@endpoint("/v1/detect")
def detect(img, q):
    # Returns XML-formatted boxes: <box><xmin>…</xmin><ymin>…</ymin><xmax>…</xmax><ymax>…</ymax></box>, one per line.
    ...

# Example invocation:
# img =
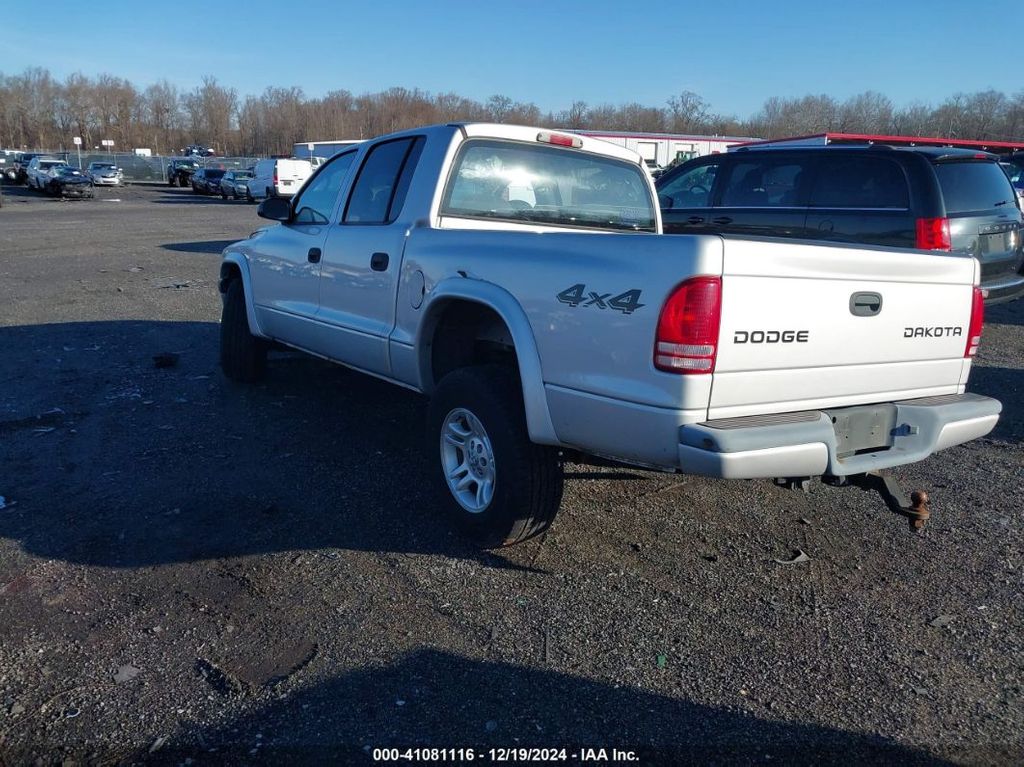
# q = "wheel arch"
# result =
<box><xmin>417</xmin><ymin>278</ymin><xmax>558</xmax><ymax>445</ymax></box>
<box><xmin>218</xmin><ymin>253</ymin><xmax>265</xmax><ymax>338</ymax></box>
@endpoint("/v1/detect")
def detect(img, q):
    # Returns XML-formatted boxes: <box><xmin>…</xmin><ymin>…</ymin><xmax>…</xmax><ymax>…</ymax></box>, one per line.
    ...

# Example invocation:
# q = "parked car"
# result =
<box><xmin>183</xmin><ymin>144</ymin><xmax>215</xmax><ymax>157</ymax></box>
<box><xmin>249</xmin><ymin>158</ymin><xmax>313</xmax><ymax>199</ymax></box>
<box><xmin>43</xmin><ymin>166</ymin><xmax>94</xmax><ymax>199</ymax></box>
<box><xmin>0</xmin><ymin>150</ymin><xmax>22</xmax><ymax>182</ymax></box>
<box><xmin>1000</xmin><ymin>156</ymin><xmax>1024</xmax><ymax>206</ymax></box>
<box><xmin>191</xmin><ymin>168</ymin><xmax>226</xmax><ymax>194</ymax></box>
<box><xmin>219</xmin><ymin>169</ymin><xmax>253</xmax><ymax>200</ymax></box>
<box><xmin>86</xmin><ymin>161</ymin><xmax>123</xmax><ymax>186</ymax></box>
<box><xmin>26</xmin><ymin>156</ymin><xmax>70</xmax><ymax>190</ymax></box>
<box><xmin>11</xmin><ymin>152</ymin><xmax>44</xmax><ymax>184</ymax></box>
<box><xmin>218</xmin><ymin>122</ymin><xmax>1000</xmax><ymax>548</ymax></box>
<box><xmin>167</xmin><ymin>158</ymin><xmax>198</xmax><ymax>187</ymax></box>
<box><xmin>656</xmin><ymin>145</ymin><xmax>1024</xmax><ymax>304</ymax></box>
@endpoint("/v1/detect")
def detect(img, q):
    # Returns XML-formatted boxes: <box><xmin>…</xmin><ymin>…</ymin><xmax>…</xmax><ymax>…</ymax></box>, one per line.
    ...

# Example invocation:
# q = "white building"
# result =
<box><xmin>567</xmin><ymin>130</ymin><xmax>760</xmax><ymax>170</ymax></box>
<box><xmin>292</xmin><ymin>140</ymin><xmax>362</xmax><ymax>161</ymax></box>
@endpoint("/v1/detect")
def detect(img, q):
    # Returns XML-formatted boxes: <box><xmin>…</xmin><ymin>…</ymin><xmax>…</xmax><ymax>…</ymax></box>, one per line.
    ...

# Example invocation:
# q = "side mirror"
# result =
<box><xmin>658</xmin><ymin>194</ymin><xmax>673</xmax><ymax>209</ymax></box>
<box><xmin>257</xmin><ymin>196</ymin><xmax>291</xmax><ymax>222</ymax></box>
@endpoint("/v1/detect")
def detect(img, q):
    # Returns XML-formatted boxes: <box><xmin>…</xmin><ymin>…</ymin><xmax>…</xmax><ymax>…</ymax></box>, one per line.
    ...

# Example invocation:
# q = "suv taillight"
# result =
<box><xmin>965</xmin><ymin>286</ymin><xmax>984</xmax><ymax>358</ymax></box>
<box><xmin>654</xmin><ymin>276</ymin><xmax>722</xmax><ymax>374</ymax></box>
<box><xmin>915</xmin><ymin>217</ymin><xmax>951</xmax><ymax>250</ymax></box>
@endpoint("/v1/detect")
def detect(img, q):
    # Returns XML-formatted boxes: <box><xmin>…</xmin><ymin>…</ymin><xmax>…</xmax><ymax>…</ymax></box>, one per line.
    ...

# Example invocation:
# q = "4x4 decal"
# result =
<box><xmin>556</xmin><ymin>284</ymin><xmax>645</xmax><ymax>314</ymax></box>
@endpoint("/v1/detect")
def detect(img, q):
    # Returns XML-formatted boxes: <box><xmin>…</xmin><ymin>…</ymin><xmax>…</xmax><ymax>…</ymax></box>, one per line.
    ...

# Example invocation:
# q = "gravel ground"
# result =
<box><xmin>0</xmin><ymin>183</ymin><xmax>1021</xmax><ymax>766</ymax></box>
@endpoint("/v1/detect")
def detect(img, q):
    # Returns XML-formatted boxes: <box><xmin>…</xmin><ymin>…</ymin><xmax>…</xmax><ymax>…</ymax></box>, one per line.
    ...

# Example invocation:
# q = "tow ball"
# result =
<box><xmin>844</xmin><ymin>472</ymin><xmax>931</xmax><ymax>531</ymax></box>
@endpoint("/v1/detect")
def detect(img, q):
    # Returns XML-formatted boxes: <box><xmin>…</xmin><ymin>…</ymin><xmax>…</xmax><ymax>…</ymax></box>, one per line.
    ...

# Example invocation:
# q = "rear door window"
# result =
<box><xmin>344</xmin><ymin>137</ymin><xmax>424</xmax><ymax>224</ymax></box>
<box><xmin>809</xmin><ymin>156</ymin><xmax>909</xmax><ymax>209</ymax></box>
<box><xmin>442</xmin><ymin>139</ymin><xmax>655</xmax><ymax>231</ymax></box>
<box><xmin>934</xmin><ymin>161</ymin><xmax>1017</xmax><ymax>214</ymax></box>
<box><xmin>720</xmin><ymin>160</ymin><xmax>806</xmax><ymax>207</ymax></box>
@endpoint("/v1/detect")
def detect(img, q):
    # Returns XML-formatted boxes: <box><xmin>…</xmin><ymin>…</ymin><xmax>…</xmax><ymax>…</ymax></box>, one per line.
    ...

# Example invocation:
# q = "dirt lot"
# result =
<box><xmin>0</xmin><ymin>183</ymin><xmax>1021</xmax><ymax>765</ymax></box>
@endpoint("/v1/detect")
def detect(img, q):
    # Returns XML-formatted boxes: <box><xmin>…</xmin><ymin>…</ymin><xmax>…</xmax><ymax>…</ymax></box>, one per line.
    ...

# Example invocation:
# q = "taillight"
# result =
<box><xmin>654</xmin><ymin>276</ymin><xmax>722</xmax><ymax>374</ymax></box>
<box><xmin>965</xmin><ymin>286</ymin><xmax>984</xmax><ymax>358</ymax></box>
<box><xmin>915</xmin><ymin>217</ymin><xmax>951</xmax><ymax>250</ymax></box>
<box><xmin>536</xmin><ymin>131</ymin><xmax>583</xmax><ymax>149</ymax></box>
<box><xmin>273</xmin><ymin>169</ymin><xmax>278</xmax><ymax>185</ymax></box>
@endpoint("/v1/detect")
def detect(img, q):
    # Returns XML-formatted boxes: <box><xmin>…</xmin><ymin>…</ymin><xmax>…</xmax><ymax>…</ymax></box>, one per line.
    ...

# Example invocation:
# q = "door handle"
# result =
<box><xmin>686</xmin><ymin>216</ymin><xmax>705</xmax><ymax>224</ymax></box>
<box><xmin>370</xmin><ymin>252</ymin><xmax>389</xmax><ymax>271</ymax></box>
<box><xmin>307</xmin><ymin>247</ymin><xmax>321</xmax><ymax>264</ymax></box>
<box><xmin>711</xmin><ymin>216</ymin><xmax>732</xmax><ymax>225</ymax></box>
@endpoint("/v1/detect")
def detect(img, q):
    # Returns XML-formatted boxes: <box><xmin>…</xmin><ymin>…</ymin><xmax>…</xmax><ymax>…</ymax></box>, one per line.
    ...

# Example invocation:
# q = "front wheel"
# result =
<box><xmin>220</xmin><ymin>279</ymin><xmax>268</xmax><ymax>383</ymax></box>
<box><xmin>427</xmin><ymin>365</ymin><xmax>563</xmax><ymax>548</ymax></box>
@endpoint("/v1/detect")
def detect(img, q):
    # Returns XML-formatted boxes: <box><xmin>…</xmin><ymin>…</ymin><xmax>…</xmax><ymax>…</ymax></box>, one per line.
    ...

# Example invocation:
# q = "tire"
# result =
<box><xmin>221</xmin><ymin>190</ymin><xmax>228</xmax><ymax>200</ymax></box>
<box><xmin>246</xmin><ymin>189</ymin><xmax>254</xmax><ymax>203</ymax></box>
<box><xmin>266</xmin><ymin>187</ymin><xmax>273</xmax><ymax>199</ymax></box>
<box><xmin>220</xmin><ymin>279</ymin><xmax>268</xmax><ymax>383</ymax></box>
<box><xmin>427</xmin><ymin>364</ymin><xmax>563</xmax><ymax>548</ymax></box>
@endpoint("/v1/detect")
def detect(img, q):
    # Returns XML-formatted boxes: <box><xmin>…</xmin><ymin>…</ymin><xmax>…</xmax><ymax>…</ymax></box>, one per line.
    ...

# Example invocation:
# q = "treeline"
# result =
<box><xmin>2</xmin><ymin>66</ymin><xmax>1023</xmax><ymax>156</ymax></box>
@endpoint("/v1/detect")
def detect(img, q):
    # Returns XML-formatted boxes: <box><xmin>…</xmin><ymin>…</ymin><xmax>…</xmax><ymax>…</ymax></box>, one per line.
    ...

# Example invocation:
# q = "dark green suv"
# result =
<box><xmin>657</xmin><ymin>145</ymin><xmax>1024</xmax><ymax>304</ymax></box>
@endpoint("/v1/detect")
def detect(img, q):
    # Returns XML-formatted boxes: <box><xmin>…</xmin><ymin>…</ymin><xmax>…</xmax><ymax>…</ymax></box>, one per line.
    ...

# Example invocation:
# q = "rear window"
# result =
<box><xmin>935</xmin><ymin>161</ymin><xmax>1016</xmax><ymax>214</ymax></box>
<box><xmin>442</xmin><ymin>139</ymin><xmax>655</xmax><ymax>232</ymax></box>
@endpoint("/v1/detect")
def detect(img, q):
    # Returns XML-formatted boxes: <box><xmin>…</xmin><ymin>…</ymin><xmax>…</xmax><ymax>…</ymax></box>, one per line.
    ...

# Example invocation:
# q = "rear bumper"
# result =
<box><xmin>982</xmin><ymin>272</ymin><xmax>1024</xmax><ymax>305</ymax></box>
<box><xmin>677</xmin><ymin>393</ymin><xmax>1001</xmax><ymax>479</ymax></box>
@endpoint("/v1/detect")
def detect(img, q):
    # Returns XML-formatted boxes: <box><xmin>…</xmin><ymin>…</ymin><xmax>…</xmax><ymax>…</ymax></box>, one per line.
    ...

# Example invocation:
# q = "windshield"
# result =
<box><xmin>442</xmin><ymin>139</ymin><xmax>655</xmax><ymax>232</ymax></box>
<box><xmin>934</xmin><ymin>161</ymin><xmax>1017</xmax><ymax>214</ymax></box>
<box><xmin>40</xmin><ymin>161</ymin><xmax>66</xmax><ymax>170</ymax></box>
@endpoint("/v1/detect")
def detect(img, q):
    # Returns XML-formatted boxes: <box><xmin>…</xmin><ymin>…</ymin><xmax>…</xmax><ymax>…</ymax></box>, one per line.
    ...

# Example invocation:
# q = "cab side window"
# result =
<box><xmin>658</xmin><ymin>161</ymin><xmax>720</xmax><ymax>208</ymax></box>
<box><xmin>292</xmin><ymin>151</ymin><xmax>357</xmax><ymax>225</ymax></box>
<box><xmin>344</xmin><ymin>137</ymin><xmax>425</xmax><ymax>224</ymax></box>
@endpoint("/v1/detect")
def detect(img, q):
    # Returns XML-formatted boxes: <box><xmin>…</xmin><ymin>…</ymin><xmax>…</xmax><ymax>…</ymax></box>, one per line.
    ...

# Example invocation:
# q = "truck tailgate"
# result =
<box><xmin>710</xmin><ymin>238</ymin><xmax>977</xmax><ymax>420</ymax></box>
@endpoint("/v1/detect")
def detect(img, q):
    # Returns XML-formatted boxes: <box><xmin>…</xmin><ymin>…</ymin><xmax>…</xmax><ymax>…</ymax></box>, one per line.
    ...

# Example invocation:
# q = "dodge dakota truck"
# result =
<box><xmin>218</xmin><ymin>123</ymin><xmax>1002</xmax><ymax>547</ymax></box>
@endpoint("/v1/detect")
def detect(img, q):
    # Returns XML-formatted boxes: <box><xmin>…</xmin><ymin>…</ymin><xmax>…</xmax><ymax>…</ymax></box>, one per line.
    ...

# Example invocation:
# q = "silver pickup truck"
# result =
<box><xmin>219</xmin><ymin>123</ymin><xmax>1001</xmax><ymax>547</ymax></box>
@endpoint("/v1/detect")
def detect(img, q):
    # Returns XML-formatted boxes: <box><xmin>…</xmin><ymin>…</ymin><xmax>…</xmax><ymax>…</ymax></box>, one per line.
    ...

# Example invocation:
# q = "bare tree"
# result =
<box><xmin>667</xmin><ymin>90</ymin><xmax>709</xmax><ymax>134</ymax></box>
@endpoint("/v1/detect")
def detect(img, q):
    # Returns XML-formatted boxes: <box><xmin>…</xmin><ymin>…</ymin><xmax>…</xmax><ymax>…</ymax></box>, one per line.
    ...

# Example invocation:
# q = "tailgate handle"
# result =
<box><xmin>850</xmin><ymin>291</ymin><xmax>883</xmax><ymax>317</ymax></box>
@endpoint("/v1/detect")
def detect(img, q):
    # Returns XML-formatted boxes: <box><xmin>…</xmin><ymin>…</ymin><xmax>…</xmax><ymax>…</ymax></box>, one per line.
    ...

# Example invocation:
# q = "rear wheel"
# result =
<box><xmin>427</xmin><ymin>365</ymin><xmax>563</xmax><ymax>548</ymax></box>
<box><xmin>220</xmin><ymin>279</ymin><xmax>268</xmax><ymax>383</ymax></box>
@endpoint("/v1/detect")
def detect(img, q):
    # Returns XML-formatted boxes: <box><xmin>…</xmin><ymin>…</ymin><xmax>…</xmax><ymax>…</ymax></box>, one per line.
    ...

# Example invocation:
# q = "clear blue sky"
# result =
<box><xmin>3</xmin><ymin>0</ymin><xmax>1019</xmax><ymax>118</ymax></box>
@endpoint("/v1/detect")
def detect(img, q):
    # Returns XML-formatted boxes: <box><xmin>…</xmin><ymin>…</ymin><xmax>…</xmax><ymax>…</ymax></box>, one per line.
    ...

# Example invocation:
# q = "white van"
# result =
<box><xmin>249</xmin><ymin>158</ymin><xmax>313</xmax><ymax>200</ymax></box>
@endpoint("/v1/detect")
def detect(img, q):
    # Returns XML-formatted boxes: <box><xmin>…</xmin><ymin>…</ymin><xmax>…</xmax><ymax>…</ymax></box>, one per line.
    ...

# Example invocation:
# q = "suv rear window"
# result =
<box><xmin>934</xmin><ymin>161</ymin><xmax>1016</xmax><ymax>214</ymax></box>
<box><xmin>442</xmin><ymin>139</ymin><xmax>655</xmax><ymax>232</ymax></box>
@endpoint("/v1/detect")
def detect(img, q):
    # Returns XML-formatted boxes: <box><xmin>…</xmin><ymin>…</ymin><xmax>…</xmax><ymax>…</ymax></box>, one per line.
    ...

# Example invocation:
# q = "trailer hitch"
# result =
<box><xmin>846</xmin><ymin>472</ymin><xmax>931</xmax><ymax>531</ymax></box>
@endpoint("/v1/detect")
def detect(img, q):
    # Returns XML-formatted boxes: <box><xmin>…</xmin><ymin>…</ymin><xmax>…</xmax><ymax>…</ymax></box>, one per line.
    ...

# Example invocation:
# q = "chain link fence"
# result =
<box><xmin>4</xmin><ymin>150</ymin><xmax>264</xmax><ymax>184</ymax></box>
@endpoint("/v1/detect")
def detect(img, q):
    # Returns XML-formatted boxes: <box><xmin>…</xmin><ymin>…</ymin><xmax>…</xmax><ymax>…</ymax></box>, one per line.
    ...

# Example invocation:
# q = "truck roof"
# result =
<box><xmin>371</xmin><ymin>123</ymin><xmax>645</xmax><ymax>166</ymax></box>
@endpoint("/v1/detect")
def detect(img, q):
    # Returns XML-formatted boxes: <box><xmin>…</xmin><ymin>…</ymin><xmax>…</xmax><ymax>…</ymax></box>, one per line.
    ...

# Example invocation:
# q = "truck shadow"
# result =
<box><xmin>967</xmin><ymin>364</ymin><xmax>1022</xmax><ymax>444</ymax></box>
<box><xmin>148</xmin><ymin>648</ymin><xmax>952</xmax><ymax>766</ymax></box>
<box><xmin>985</xmin><ymin>297</ymin><xmax>1024</xmax><ymax>328</ymax></box>
<box><xmin>0</xmin><ymin>320</ymin><xmax>538</xmax><ymax>572</ymax></box>
<box><xmin>161</xmin><ymin>239</ymin><xmax>239</xmax><ymax>254</ymax></box>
